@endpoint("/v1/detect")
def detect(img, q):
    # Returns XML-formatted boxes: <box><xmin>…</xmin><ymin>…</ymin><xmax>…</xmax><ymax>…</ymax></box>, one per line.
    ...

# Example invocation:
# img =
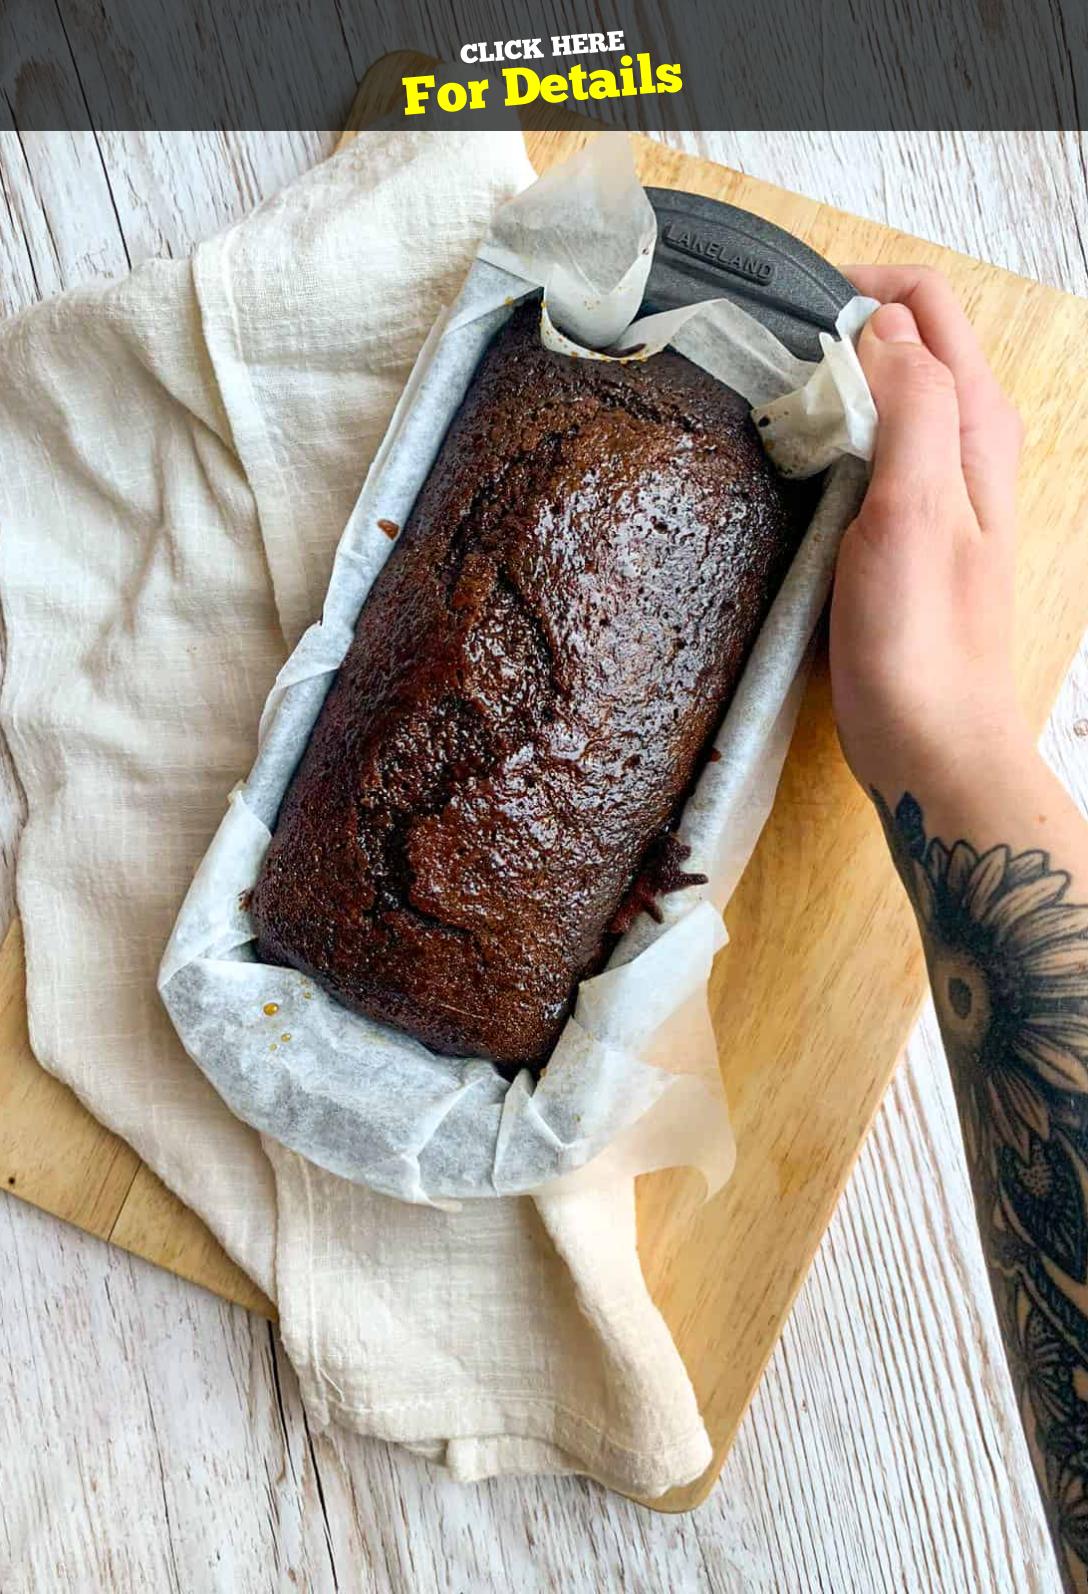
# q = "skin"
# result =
<box><xmin>833</xmin><ymin>265</ymin><xmax>1088</xmax><ymax>1589</ymax></box>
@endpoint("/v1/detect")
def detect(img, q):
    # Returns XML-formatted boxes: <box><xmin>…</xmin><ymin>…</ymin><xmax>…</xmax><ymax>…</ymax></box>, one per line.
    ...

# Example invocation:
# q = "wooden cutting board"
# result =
<box><xmin>4</xmin><ymin>77</ymin><xmax>1088</xmax><ymax>1512</ymax></box>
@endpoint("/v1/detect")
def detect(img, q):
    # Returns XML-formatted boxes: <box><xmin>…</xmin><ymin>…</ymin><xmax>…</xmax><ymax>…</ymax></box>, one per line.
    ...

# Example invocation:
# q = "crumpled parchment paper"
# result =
<box><xmin>160</xmin><ymin>134</ymin><xmax>876</xmax><ymax>1205</ymax></box>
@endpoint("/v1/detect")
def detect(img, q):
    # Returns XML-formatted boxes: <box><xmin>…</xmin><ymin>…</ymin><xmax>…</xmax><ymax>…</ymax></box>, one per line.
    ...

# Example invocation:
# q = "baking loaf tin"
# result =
<box><xmin>643</xmin><ymin>187</ymin><xmax>854</xmax><ymax>360</ymax></box>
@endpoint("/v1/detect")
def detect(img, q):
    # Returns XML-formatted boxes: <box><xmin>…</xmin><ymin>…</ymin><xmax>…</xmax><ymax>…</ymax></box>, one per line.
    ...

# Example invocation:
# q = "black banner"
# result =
<box><xmin>1</xmin><ymin>0</ymin><xmax>1084</xmax><ymax>131</ymax></box>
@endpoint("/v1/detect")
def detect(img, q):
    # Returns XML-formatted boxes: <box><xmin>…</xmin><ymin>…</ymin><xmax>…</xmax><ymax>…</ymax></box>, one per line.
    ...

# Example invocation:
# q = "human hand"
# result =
<box><xmin>830</xmin><ymin>266</ymin><xmax>1030</xmax><ymax>796</ymax></box>
<box><xmin>834</xmin><ymin>277</ymin><xmax>1088</xmax><ymax>1594</ymax></box>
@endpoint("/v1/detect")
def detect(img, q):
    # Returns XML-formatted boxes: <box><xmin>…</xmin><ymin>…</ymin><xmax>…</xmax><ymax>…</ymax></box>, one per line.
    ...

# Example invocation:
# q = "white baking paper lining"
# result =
<box><xmin>160</xmin><ymin>134</ymin><xmax>877</xmax><ymax>1206</ymax></box>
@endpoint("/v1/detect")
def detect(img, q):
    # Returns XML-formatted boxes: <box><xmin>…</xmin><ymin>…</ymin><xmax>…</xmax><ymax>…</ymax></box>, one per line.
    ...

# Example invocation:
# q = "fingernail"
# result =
<box><xmin>870</xmin><ymin>303</ymin><xmax>920</xmax><ymax>343</ymax></box>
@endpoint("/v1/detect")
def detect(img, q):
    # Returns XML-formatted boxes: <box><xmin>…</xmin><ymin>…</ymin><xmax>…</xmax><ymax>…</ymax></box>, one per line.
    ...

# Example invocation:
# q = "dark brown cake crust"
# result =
<box><xmin>251</xmin><ymin>299</ymin><xmax>809</xmax><ymax>1072</ymax></box>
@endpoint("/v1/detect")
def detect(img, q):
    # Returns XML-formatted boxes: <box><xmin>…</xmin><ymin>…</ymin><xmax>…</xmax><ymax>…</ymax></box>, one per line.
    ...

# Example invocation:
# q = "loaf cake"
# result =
<box><xmin>251</xmin><ymin>298</ymin><xmax>810</xmax><ymax>1073</ymax></box>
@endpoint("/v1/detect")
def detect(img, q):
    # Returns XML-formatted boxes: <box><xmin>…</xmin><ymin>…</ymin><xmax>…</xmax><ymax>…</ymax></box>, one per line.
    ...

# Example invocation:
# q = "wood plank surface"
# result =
<box><xmin>7</xmin><ymin>109</ymin><xmax>1088</xmax><ymax>1511</ymax></box>
<box><xmin>0</xmin><ymin>117</ymin><xmax>1085</xmax><ymax>1589</ymax></box>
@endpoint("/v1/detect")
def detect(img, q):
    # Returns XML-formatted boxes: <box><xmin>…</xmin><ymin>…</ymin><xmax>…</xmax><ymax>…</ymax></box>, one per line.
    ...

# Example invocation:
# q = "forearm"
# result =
<box><xmin>824</xmin><ymin>261</ymin><xmax>1088</xmax><ymax>1581</ymax></box>
<box><xmin>872</xmin><ymin>737</ymin><xmax>1088</xmax><ymax>1592</ymax></box>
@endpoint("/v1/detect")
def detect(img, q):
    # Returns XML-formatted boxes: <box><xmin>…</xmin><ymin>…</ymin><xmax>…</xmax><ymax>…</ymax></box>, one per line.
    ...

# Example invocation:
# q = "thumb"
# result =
<box><xmin>858</xmin><ymin>302</ymin><xmax>966</xmax><ymax>513</ymax></box>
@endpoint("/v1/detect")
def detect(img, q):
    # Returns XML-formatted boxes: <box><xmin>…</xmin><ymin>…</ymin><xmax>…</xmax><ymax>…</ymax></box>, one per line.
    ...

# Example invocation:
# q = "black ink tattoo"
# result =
<box><xmin>876</xmin><ymin>789</ymin><xmax>1088</xmax><ymax>1591</ymax></box>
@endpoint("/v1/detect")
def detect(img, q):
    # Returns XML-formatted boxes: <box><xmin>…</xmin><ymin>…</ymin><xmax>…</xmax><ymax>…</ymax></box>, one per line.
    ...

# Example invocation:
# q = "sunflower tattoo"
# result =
<box><xmin>876</xmin><ymin>789</ymin><xmax>1088</xmax><ymax>1587</ymax></box>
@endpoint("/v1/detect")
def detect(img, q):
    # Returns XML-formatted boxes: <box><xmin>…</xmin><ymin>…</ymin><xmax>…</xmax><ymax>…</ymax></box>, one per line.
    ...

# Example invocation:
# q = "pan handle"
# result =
<box><xmin>642</xmin><ymin>186</ymin><xmax>855</xmax><ymax>362</ymax></box>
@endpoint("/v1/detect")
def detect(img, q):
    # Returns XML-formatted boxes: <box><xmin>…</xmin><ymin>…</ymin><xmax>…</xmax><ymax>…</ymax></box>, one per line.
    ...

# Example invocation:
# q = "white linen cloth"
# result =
<box><xmin>0</xmin><ymin>130</ymin><xmax>713</xmax><ymax>1495</ymax></box>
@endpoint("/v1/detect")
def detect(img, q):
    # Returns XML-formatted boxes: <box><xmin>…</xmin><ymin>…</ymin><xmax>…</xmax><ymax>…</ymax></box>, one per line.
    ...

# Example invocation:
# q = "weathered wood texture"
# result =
<box><xmin>1</xmin><ymin>124</ymin><xmax>1084</xmax><ymax>1590</ymax></box>
<box><xmin>5</xmin><ymin>115</ymin><xmax>1088</xmax><ymax>1527</ymax></box>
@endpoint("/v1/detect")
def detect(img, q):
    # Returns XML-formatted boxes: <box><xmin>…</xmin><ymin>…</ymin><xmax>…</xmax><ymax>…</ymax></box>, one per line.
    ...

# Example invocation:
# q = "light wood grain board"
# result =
<box><xmin>0</xmin><ymin>919</ymin><xmax>272</xmax><ymax>1317</ymax></box>
<box><xmin>3</xmin><ymin>108</ymin><xmax>1088</xmax><ymax>1521</ymax></box>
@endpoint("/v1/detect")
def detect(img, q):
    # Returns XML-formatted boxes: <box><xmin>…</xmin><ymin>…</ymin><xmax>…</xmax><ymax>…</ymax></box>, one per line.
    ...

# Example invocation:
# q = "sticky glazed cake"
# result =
<box><xmin>251</xmin><ymin>299</ymin><xmax>810</xmax><ymax>1072</ymax></box>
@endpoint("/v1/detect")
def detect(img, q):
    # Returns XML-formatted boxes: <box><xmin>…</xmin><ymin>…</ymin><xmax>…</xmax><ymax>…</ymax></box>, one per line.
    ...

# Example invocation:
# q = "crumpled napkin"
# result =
<box><xmin>0</xmin><ymin>129</ymin><xmax>718</xmax><ymax>1495</ymax></box>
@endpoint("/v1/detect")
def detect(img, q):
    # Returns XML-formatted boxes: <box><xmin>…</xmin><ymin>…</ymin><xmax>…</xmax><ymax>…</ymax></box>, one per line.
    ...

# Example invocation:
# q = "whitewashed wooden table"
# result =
<box><xmin>0</xmin><ymin>129</ymin><xmax>1083</xmax><ymax>1593</ymax></box>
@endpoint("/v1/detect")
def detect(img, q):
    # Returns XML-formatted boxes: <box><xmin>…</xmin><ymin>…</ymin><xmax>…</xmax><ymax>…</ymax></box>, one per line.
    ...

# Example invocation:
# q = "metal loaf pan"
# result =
<box><xmin>642</xmin><ymin>186</ymin><xmax>854</xmax><ymax>360</ymax></box>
